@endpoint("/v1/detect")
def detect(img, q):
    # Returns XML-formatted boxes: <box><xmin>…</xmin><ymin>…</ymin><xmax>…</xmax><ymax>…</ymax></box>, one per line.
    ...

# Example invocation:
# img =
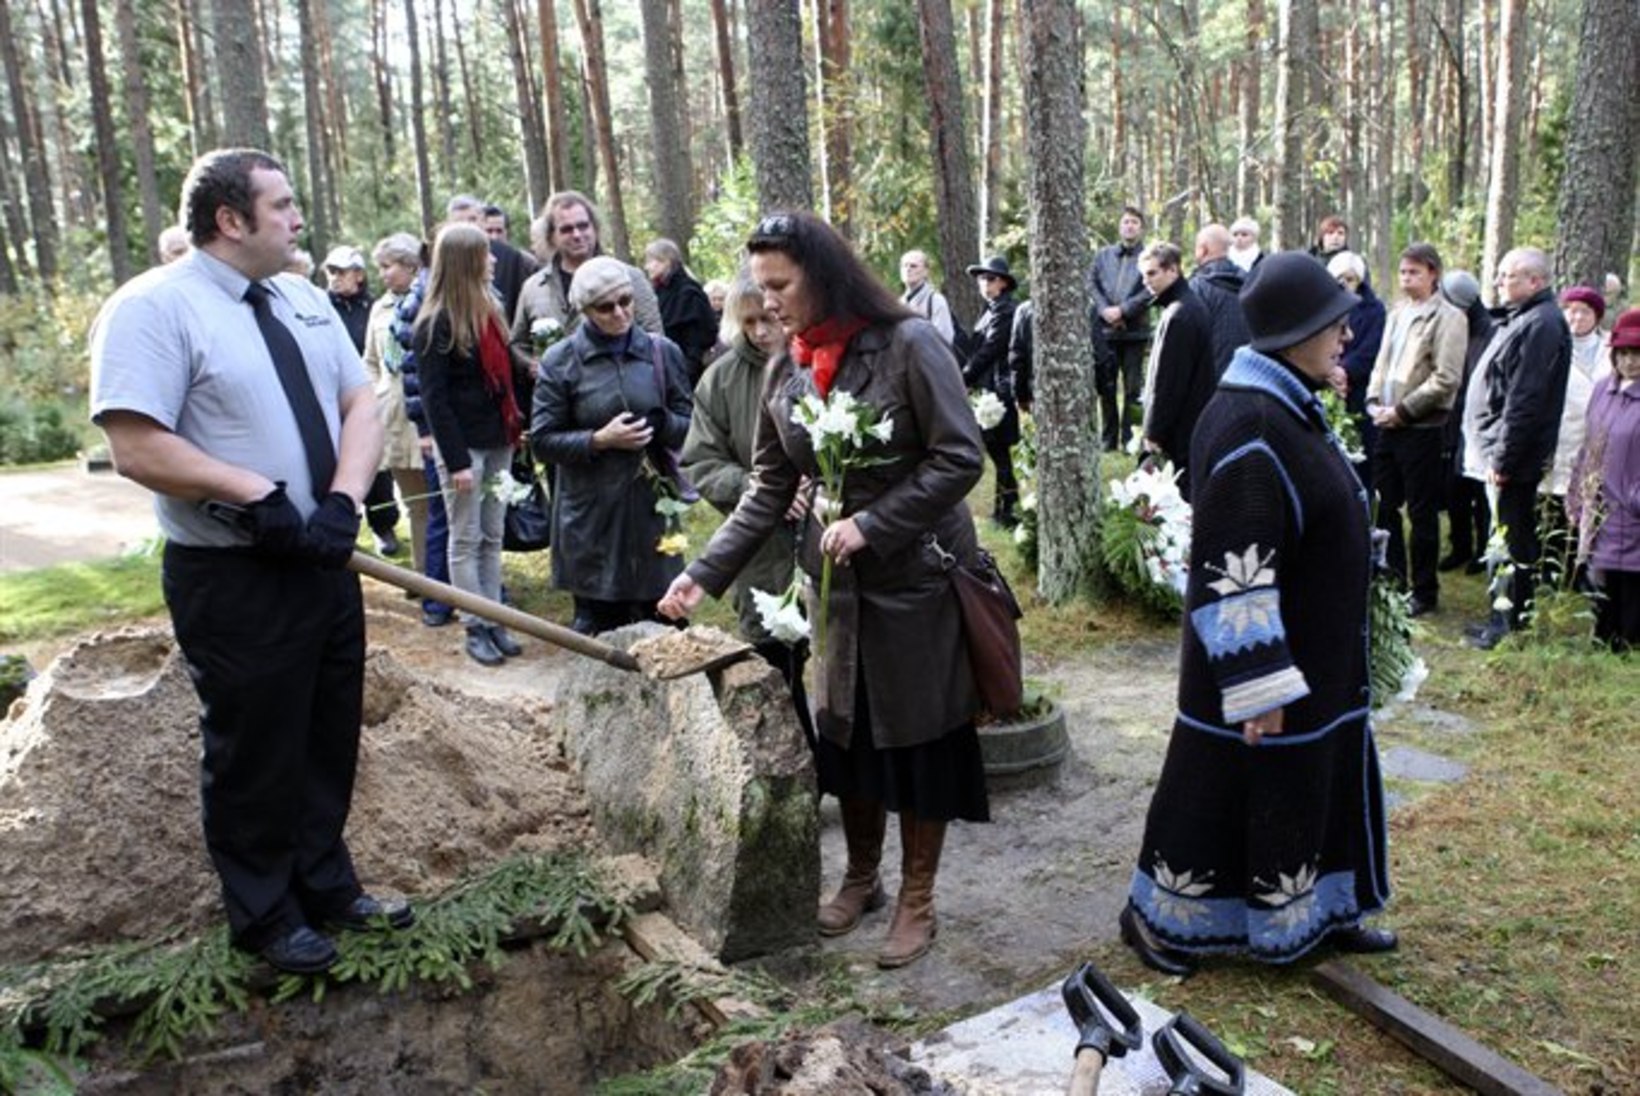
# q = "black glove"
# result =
<box><xmin>304</xmin><ymin>491</ymin><xmax>362</xmax><ymax>569</ymax></box>
<box><xmin>244</xmin><ymin>484</ymin><xmax>307</xmax><ymax>558</ymax></box>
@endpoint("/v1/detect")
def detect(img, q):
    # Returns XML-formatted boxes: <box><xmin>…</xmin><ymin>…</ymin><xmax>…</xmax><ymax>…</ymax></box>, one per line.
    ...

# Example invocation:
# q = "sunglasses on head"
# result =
<box><xmin>749</xmin><ymin>214</ymin><xmax>797</xmax><ymax>245</ymax></box>
<box><xmin>589</xmin><ymin>294</ymin><xmax>635</xmax><ymax>315</ymax></box>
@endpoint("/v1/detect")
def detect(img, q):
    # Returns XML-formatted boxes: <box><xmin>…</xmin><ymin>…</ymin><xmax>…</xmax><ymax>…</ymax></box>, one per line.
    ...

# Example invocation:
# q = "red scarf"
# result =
<box><xmin>790</xmin><ymin>316</ymin><xmax>868</xmax><ymax>397</ymax></box>
<box><xmin>478</xmin><ymin>316</ymin><xmax>523</xmax><ymax>440</ymax></box>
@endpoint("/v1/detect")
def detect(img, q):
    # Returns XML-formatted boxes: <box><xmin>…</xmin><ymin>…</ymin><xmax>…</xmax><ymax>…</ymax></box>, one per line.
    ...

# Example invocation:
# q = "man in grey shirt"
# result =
<box><xmin>89</xmin><ymin>148</ymin><xmax>408</xmax><ymax>975</ymax></box>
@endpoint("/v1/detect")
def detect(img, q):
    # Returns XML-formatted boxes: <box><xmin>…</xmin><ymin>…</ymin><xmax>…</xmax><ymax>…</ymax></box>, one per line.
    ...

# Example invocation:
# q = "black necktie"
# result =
<box><xmin>244</xmin><ymin>281</ymin><xmax>337</xmax><ymax>496</ymax></box>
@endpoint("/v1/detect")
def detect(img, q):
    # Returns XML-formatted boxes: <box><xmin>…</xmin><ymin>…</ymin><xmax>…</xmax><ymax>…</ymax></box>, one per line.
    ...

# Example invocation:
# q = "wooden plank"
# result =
<box><xmin>1311</xmin><ymin>960</ymin><xmax>1565</xmax><ymax>1096</ymax></box>
<box><xmin>622</xmin><ymin>911</ymin><xmax>766</xmax><ymax>1029</ymax></box>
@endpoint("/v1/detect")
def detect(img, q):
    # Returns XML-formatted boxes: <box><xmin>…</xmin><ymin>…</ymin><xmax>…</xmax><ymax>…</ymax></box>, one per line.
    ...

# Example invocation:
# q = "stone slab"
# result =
<box><xmin>1380</xmin><ymin>744</ymin><xmax>1468</xmax><ymax>784</ymax></box>
<box><xmin>909</xmin><ymin>980</ymin><xmax>1294</xmax><ymax>1095</ymax></box>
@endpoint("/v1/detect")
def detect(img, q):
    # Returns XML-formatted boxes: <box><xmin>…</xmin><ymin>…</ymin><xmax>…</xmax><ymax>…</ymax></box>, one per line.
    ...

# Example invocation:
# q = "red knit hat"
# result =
<box><xmin>1610</xmin><ymin>308</ymin><xmax>1640</xmax><ymax>350</ymax></box>
<box><xmin>1559</xmin><ymin>285</ymin><xmax>1606</xmax><ymax>322</ymax></box>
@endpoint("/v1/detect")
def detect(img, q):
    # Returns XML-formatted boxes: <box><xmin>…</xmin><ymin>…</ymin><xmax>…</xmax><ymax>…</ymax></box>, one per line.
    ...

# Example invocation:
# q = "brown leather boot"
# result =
<box><xmin>817</xmin><ymin>798</ymin><xmax>887</xmax><ymax>936</ymax></box>
<box><xmin>878</xmin><ymin>813</ymin><xmax>947</xmax><ymax>969</ymax></box>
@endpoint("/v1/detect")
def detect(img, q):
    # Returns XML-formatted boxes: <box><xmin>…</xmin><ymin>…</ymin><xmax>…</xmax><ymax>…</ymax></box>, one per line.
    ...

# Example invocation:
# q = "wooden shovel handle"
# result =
<box><xmin>347</xmin><ymin>550</ymin><xmax>641</xmax><ymax>673</ymax></box>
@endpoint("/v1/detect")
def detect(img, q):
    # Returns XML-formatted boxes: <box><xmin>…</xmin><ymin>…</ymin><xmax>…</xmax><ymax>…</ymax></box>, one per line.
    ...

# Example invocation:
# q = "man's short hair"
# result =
<box><xmin>482</xmin><ymin>204</ymin><xmax>507</xmax><ymax>227</ymax></box>
<box><xmin>1140</xmin><ymin>242</ymin><xmax>1182</xmax><ymax>269</ymax></box>
<box><xmin>446</xmin><ymin>194</ymin><xmax>486</xmax><ymax>222</ymax></box>
<box><xmin>1400</xmin><ymin>242</ymin><xmax>1443</xmax><ymax>274</ymax></box>
<box><xmin>180</xmin><ymin>148</ymin><xmax>288</xmax><ymax>247</ymax></box>
<box><xmin>1121</xmin><ymin>204</ymin><xmax>1146</xmax><ymax>225</ymax></box>
<box><xmin>1230</xmin><ymin>216</ymin><xmax>1260</xmax><ymax>236</ymax></box>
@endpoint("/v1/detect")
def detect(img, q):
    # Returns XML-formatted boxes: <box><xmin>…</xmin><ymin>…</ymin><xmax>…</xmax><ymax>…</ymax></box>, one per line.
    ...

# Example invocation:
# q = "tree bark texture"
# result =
<box><xmin>298</xmin><ymin>0</ymin><xmax>334</xmax><ymax>264</ymax></box>
<box><xmin>571</xmin><ymin>0</ymin><xmax>632</xmax><ymax>260</ymax></box>
<box><xmin>403</xmin><ymin>0</ymin><xmax>436</xmax><ymax>238</ymax></box>
<box><xmin>916</xmin><ymin>0</ymin><xmax>984</xmax><ymax>330</ymax></box>
<box><xmin>709</xmin><ymin>0</ymin><xmax>744</xmax><ymax>163</ymax></box>
<box><xmin>980</xmin><ymin>0</ymin><xmax>1004</xmax><ymax>249</ymax></box>
<box><xmin>114</xmin><ymin>0</ymin><xmax>164</xmax><ymax>264</ymax></box>
<box><xmin>538</xmin><ymin>0</ymin><xmax>571</xmax><ymax>194</ymax></box>
<box><xmin>371</xmin><ymin>0</ymin><xmax>394</xmax><ymax>162</ymax></box>
<box><xmin>1552</xmin><ymin>0</ymin><xmax>1639</xmax><ymax>293</ymax></box>
<box><xmin>745</xmin><ymin>0</ymin><xmax>813</xmax><ymax>213</ymax></box>
<box><xmin>431</xmin><ymin>0</ymin><xmax>458</xmax><ymax>185</ymax></box>
<box><xmin>1270</xmin><ymin>0</ymin><xmax>1304</xmax><ymax>250</ymax></box>
<box><xmin>503</xmin><ymin>0</ymin><xmax>551</xmax><ymax>213</ymax></box>
<box><xmin>1018</xmin><ymin>0</ymin><xmax>1104</xmax><ymax>604</ymax></box>
<box><xmin>641</xmin><ymin>0</ymin><xmax>696</xmax><ymax>250</ymax></box>
<box><xmin>213</xmin><ymin>0</ymin><xmax>271</xmax><ymax>149</ymax></box>
<box><xmin>814</xmin><ymin>0</ymin><xmax>853</xmax><ymax>234</ymax></box>
<box><xmin>1481</xmin><ymin>0</ymin><xmax>1526</xmax><ymax>297</ymax></box>
<box><xmin>80</xmin><ymin>0</ymin><xmax>133</xmax><ymax>284</ymax></box>
<box><xmin>0</xmin><ymin>0</ymin><xmax>58</xmax><ymax>282</ymax></box>
<box><xmin>177</xmin><ymin>0</ymin><xmax>217</xmax><ymax>155</ymax></box>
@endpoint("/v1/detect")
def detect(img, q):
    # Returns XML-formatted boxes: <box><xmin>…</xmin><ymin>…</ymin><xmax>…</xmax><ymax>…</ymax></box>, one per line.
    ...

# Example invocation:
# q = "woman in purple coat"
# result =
<box><xmin>1570</xmin><ymin>308</ymin><xmax>1640</xmax><ymax>649</ymax></box>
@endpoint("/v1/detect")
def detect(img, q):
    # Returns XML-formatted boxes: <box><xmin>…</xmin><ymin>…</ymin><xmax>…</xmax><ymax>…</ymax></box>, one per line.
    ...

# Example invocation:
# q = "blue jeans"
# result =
<box><xmin>421</xmin><ymin>454</ymin><xmax>452</xmax><ymax>615</ymax></box>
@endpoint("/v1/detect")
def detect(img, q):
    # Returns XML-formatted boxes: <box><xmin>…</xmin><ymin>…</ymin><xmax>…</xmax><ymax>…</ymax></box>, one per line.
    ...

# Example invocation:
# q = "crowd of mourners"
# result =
<box><xmin>95</xmin><ymin>144</ymin><xmax>1636</xmax><ymax>979</ymax></box>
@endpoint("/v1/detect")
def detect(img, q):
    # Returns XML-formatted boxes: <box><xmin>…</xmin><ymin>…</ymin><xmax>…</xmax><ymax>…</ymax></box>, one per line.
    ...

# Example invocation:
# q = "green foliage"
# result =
<box><xmin>1367</xmin><ymin>575</ymin><xmax>1418</xmax><ymax>706</ymax></box>
<box><xmin>614</xmin><ymin>959</ymin><xmax>787</xmax><ymax>1020</ymax></box>
<box><xmin>0</xmin><ymin>554</ymin><xmax>167</xmax><ymax>643</ymax></box>
<box><xmin>687</xmin><ymin>158</ymin><xmax>761</xmax><ymax>284</ymax></box>
<box><xmin>1098</xmin><ymin>501</ymin><xmax>1182</xmax><ymax>617</ymax></box>
<box><xmin>0</xmin><ymin>852</ymin><xmax>633</xmax><ymax>1075</ymax></box>
<box><xmin>0</xmin><ymin>291</ymin><xmax>102</xmax><ymax>402</ymax></box>
<box><xmin>0</xmin><ymin>399</ymin><xmax>84</xmax><ymax>465</ymax></box>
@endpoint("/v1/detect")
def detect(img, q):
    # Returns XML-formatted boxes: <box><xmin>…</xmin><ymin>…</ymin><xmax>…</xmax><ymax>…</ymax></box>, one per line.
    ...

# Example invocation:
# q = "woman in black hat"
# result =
<box><xmin>1120</xmin><ymin>251</ymin><xmax>1396</xmax><ymax>976</ymax></box>
<box><xmin>962</xmin><ymin>255</ymin><xmax>1022</xmax><ymax>526</ymax></box>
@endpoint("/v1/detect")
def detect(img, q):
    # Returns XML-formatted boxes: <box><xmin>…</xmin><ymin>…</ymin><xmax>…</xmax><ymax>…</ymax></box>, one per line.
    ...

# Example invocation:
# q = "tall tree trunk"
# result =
<box><xmin>1433</xmin><ymin>0</ymin><xmax>1468</xmax><ymax>208</ymax></box>
<box><xmin>214</xmin><ymin>0</ymin><xmax>270</xmax><ymax>148</ymax></box>
<box><xmin>979</xmin><ymin>0</ymin><xmax>1003</xmax><ymax>248</ymax></box>
<box><xmin>1019</xmin><ymin>0</ymin><xmax>1103</xmax><ymax>604</ymax></box>
<box><xmin>665</xmin><ymin>0</ymin><xmax>694</xmax><ymax>197</ymax></box>
<box><xmin>449</xmin><ymin>5</ymin><xmax>483</xmax><ymax>165</ymax></box>
<box><xmin>709</xmin><ymin>0</ymin><xmax>744</xmax><ymax>163</ymax></box>
<box><xmin>1270</xmin><ymin>0</ymin><xmax>1307</xmax><ymax>250</ymax></box>
<box><xmin>641</xmin><ymin>0</ymin><xmax>695</xmax><ymax>250</ymax></box>
<box><xmin>316</xmin><ymin>0</ymin><xmax>347</xmax><ymax>183</ymax></box>
<box><xmin>403</xmin><ymin>0</ymin><xmax>435</xmax><ymax>237</ymax></box>
<box><xmin>503</xmin><ymin>0</ymin><xmax>551</xmax><ymax>212</ymax></box>
<box><xmin>1552</xmin><ymin>0</ymin><xmax>1639</xmax><ymax>292</ymax></box>
<box><xmin>538</xmin><ymin>0</ymin><xmax>571</xmax><ymax>193</ymax></box>
<box><xmin>0</xmin><ymin>111</ymin><xmax>32</xmax><ymax>281</ymax></box>
<box><xmin>297</xmin><ymin>0</ymin><xmax>333</xmax><ymax>264</ymax></box>
<box><xmin>571</xmin><ymin>0</ymin><xmax>632</xmax><ymax>259</ymax></box>
<box><xmin>1478</xmin><ymin>0</ymin><xmax>1495</xmax><ymax>195</ymax></box>
<box><xmin>177</xmin><ymin>0</ymin><xmax>216</xmax><ymax>154</ymax></box>
<box><xmin>1341</xmin><ymin>13</ymin><xmax>1361</xmax><ymax>229</ymax></box>
<box><xmin>431</xmin><ymin>0</ymin><xmax>458</xmax><ymax>185</ymax></box>
<box><xmin>576</xmin><ymin>46</ymin><xmax>599</xmax><ymax>195</ymax></box>
<box><xmin>1110</xmin><ymin>4</ymin><xmax>1127</xmax><ymax>189</ymax></box>
<box><xmin>0</xmin><ymin>1</ymin><xmax>58</xmax><ymax>282</ymax></box>
<box><xmin>36</xmin><ymin>0</ymin><xmax>87</xmax><ymax>230</ymax></box>
<box><xmin>813</xmin><ymin>0</ymin><xmax>851</xmax><ymax>233</ymax></box>
<box><xmin>744</xmin><ymin>0</ymin><xmax>812</xmax><ymax>212</ymax></box>
<box><xmin>916</xmin><ymin>0</ymin><xmax>984</xmax><ymax>329</ymax></box>
<box><xmin>1481</xmin><ymin>0</ymin><xmax>1526</xmax><ymax>297</ymax></box>
<box><xmin>1405</xmin><ymin>0</ymin><xmax>1425</xmax><ymax>218</ymax></box>
<box><xmin>81</xmin><ymin>0</ymin><xmax>134</xmax><ymax>284</ymax></box>
<box><xmin>115</xmin><ymin>0</ymin><xmax>165</xmax><ymax>262</ymax></box>
<box><xmin>371</xmin><ymin>0</ymin><xmax>395</xmax><ymax>162</ymax></box>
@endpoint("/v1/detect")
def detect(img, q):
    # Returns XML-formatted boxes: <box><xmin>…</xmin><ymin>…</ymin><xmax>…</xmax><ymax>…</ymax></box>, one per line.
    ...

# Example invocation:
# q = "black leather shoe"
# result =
<box><xmin>1330</xmin><ymin>923</ymin><xmax>1398</xmax><ymax>953</ymax></box>
<box><xmin>1465</xmin><ymin>623</ymin><xmax>1510</xmax><ymax>650</ymax></box>
<box><xmin>327</xmin><ymin>895</ymin><xmax>415</xmax><ymax>933</ymax></box>
<box><xmin>1408</xmin><ymin>597</ymin><xmax>1438</xmax><ymax>618</ymax></box>
<box><xmin>1119</xmin><ymin>903</ymin><xmax>1196</xmax><ymax>978</ymax></box>
<box><xmin>260</xmin><ymin>926</ymin><xmax>339</xmax><ymax>974</ymax></box>
<box><xmin>465</xmin><ymin>625</ymin><xmax>505</xmax><ymax>666</ymax></box>
<box><xmin>1437</xmin><ymin>553</ymin><xmax>1469</xmax><ymax>572</ymax></box>
<box><xmin>488</xmin><ymin>624</ymin><xmax>523</xmax><ymax>658</ymax></box>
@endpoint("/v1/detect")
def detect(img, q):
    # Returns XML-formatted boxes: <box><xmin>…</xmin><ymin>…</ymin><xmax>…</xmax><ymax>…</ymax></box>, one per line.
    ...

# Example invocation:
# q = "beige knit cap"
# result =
<box><xmin>568</xmin><ymin>256</ymin><xmax>631</xmax><ymax>312</ymax></box>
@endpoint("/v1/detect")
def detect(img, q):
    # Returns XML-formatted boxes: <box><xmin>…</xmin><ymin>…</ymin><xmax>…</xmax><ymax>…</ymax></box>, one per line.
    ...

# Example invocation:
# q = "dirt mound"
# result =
<box><xmin>0</xmin><ymin>628</ymin><xmax>593</xmax><ymax>966</ymax></box>
<box><xmin>710</xmin><ymin>1018</ymin><xmax>965</xmax><ymax>1095</ymax></box>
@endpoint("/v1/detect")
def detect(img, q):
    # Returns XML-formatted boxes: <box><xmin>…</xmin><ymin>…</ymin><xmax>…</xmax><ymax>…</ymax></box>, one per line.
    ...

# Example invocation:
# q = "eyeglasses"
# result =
<box><xmin>556</xmin><ymin>220</ymin><xmax>593</xmax><ymax>236</ymax></box>
<box><xmin>750</xmin><ymin>214</ymin><xmax>797</xmax><ymax>242</ymax></box>
<box><xmin>589</xmin><ymin>294</ymin><xmax>635</xmax><ymax>315</ymax></box>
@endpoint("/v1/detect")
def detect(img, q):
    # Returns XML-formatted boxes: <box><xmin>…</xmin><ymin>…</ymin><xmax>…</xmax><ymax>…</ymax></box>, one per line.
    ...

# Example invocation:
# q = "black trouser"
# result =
<box><xmin>1593</xmin><ymin>569</ymin><xmax>1640</xmax><ymax>650</ymax></box>
<box><xmin>1494</xmin><ymin>479</ymin><xmax>1542</xmax><ymax>630</ymax></box>
<box><xmin>362</xmin><ymin>470</ymin><xmax>400</xmax><ymax>536</ymax></box>
<box><xmin>1444</xmin><ymin>463</ymin><xmax>1490</xmax><ymax>561</ymax></box>
<box><xmin>1098</xmin><ymin>339</ymin><xmax>1147</xmax><ymax>450</ymax></box>
<box><xmin>162</xmin><ymin>544</ymin><xmax>365</xmax><ymax>950</ymax></box>
<box><xmin>571</xmin><ymin>596</ymin><xmax>673</xmax><ymax>635</ymax></box>
<box><xmin>1374</xmin><ymin>428</ymin><xmax>1445</xmax><ymax>604</ymax></box>
<box><xmin>983</xmin><ymin>408</ymin><xmax>1019</xmax><ymax>522</ymax></box>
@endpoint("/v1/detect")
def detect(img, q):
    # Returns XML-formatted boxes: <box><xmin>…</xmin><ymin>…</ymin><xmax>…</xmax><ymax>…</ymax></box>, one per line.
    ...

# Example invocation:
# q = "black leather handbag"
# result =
<box><xmin>502</xmin><ymin>454</ymin><xmax>551</xmax><ymax>552</ymax></box>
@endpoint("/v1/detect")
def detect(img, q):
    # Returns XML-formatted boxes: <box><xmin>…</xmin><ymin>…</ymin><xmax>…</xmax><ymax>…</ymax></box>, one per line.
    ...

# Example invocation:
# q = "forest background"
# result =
<box><xmin>0</xmin><ymin>0</ymin><xmax>1636</xmax><ymax>591</ymax></box>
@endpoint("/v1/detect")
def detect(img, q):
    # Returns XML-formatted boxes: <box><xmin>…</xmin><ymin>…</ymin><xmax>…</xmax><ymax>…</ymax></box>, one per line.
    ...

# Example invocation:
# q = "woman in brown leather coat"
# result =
<box><xmin>659</xmin><ymin>212</ymin><xmax>987</xmax><ymax>969</ymax></box>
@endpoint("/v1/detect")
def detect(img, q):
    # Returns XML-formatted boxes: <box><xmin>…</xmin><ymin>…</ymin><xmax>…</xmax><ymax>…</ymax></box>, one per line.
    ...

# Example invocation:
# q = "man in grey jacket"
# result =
<box><xmin>1087</xmin><ymin>205</ymin><xmax>1153</xmax><ymax>450</ymax></box>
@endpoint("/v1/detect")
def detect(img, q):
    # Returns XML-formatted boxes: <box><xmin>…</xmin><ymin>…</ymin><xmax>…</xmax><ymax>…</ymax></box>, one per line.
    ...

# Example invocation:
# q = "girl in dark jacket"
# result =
<box><xmin>413</xmin><ymin>223</ymin><xmax>524</xmax><ymax>666</ymax></box>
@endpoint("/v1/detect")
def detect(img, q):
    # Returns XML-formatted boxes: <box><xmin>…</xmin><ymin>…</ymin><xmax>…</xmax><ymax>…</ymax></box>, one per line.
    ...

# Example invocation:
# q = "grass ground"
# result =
<box><xmin>3</xmin><ymin>477</ymin><xmax>1634</xmax><ymax>1094</ymax></box>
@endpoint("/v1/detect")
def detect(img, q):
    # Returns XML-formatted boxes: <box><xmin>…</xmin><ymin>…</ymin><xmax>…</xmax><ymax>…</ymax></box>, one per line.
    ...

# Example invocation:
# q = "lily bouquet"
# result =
<box><xmin>1101</xmin><ymin>461</ymin><xmax>1192</xmax><ymax>614</ymax></box>
<box><xmin>788</xmin><ymin>389</ymin><xmax>895</xmax><ymax>657</ymax></box>
<box><xmin>531</xmin><ymin>316</ymin><xmax>566</xmax><ymax>358</ymax></box>
<box><xmin>751</xmin><ymin>577</ymin><xmax>811</xmax><ymax>645</ymax></box>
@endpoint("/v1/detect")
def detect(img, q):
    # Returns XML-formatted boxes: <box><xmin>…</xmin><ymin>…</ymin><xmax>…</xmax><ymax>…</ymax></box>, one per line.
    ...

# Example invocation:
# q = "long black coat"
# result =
<box><xmin>531</xmin><ymin>324</ymin><xmax>693</xmax><ymax>600</ymax></box>
<box><xmin>1143</xmin><ymin>278</ymin><xmax>1216</xmax><ymax>490</ymax></box>
<box><xmin>963</xmin><ymin>290</ymin><xmax>1020</xmax><ymax>445</ymax></box>
<box><xmin>654</xmin><ymin>270</ymin><xmax>719</xmax><ymax>383</ymax></box>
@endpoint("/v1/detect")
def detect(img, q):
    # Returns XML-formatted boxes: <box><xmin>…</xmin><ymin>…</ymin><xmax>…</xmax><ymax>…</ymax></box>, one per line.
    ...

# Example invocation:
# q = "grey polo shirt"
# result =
<box><xmin>89</xmin><ymin>249</ymin><xmax>368</xmax><ymax>547</ymax></box>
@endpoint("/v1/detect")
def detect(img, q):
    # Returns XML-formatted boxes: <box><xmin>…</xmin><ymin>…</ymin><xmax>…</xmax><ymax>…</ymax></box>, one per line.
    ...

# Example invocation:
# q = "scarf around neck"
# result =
<box><xmin>478</xmin><ymin>316</ymin><xmax>522</xmax><ymax>440</ymax></box>
<box><xmin>791</xmin><ymin>316</ymin><xmax>868</xmax><ymax>397</ymax></box>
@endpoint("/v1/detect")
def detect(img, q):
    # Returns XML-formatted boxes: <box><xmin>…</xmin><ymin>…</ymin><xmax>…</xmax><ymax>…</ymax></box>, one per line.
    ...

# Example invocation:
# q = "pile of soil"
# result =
<box><xmin>0</xmin><ymin>625</ymin><xmax>594</xmax><ymax>966</ymax></box>
<box><xmin>710</xmin><ymin>1018</ymin><xmax>964</xmax><ymax>1095</ymax></box>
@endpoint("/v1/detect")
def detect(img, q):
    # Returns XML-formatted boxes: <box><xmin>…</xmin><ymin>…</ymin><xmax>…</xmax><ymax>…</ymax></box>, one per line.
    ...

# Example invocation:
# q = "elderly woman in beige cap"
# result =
<box><xmin>530</xmin><ymin>256</ymin><xmax>694</xmax><ymax>635</ymax></box>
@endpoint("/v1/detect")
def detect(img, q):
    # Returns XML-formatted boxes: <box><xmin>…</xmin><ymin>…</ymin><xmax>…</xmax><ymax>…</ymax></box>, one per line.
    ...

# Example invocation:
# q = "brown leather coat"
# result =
<box><xmin>687</xmin><ymin>319</ymin><xmax>984</xmax><ymax>749</ymax></box>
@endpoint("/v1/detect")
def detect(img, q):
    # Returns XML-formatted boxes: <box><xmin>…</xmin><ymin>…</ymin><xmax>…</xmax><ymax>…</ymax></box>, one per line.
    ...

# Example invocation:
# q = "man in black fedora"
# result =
<box><xmin>962</xmin><ymin>255</ymin><xmax>1022</xmax><ymax>526</ymax></box>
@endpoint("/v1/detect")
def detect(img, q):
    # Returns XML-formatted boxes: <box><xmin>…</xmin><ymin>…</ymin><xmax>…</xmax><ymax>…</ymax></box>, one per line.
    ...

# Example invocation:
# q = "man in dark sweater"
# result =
<box><xmin>1087</xmin><ymin>205</ymin><xmax>1153</xmax><ymax>450</ymax></box>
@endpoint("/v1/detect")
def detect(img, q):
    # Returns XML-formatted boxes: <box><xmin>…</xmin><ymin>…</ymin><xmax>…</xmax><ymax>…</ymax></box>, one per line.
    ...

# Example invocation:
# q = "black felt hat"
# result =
<box><xmin>1241</xmin><ymin>251</ymin><xmax>1360</xmax><ymax>352</ymax></box>
<box><xmin>965</xmin><ymin>255</ymin><xmax>1018</xmax><ymax>292</ymax></box>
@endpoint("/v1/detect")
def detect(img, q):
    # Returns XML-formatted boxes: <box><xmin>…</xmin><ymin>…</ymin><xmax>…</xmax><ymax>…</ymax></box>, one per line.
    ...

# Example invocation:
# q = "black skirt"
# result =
<box><xmin>814</xmin><ymin>670</ymin><xmax>990</xmax><ymax>823</ymax></box>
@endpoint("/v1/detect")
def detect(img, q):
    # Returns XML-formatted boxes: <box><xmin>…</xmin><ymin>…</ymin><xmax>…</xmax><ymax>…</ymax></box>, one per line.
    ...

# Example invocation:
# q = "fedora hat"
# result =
<box><xmin>965</xmin><ymin>255</ymin><xmax>1017</xmax><ymax>292</ymax></box>
<box><xmin>1241</xmin><ymin>252</ymin><xmax>1359</xmax><ymax>353</ymax></box>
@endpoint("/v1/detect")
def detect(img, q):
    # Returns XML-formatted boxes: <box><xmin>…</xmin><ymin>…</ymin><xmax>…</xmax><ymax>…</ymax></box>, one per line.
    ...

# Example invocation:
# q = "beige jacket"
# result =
<box><xmin>1365</xmin><ymin>295</ymin><xmax>1467</xmax><ymax>426</ymax></box>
